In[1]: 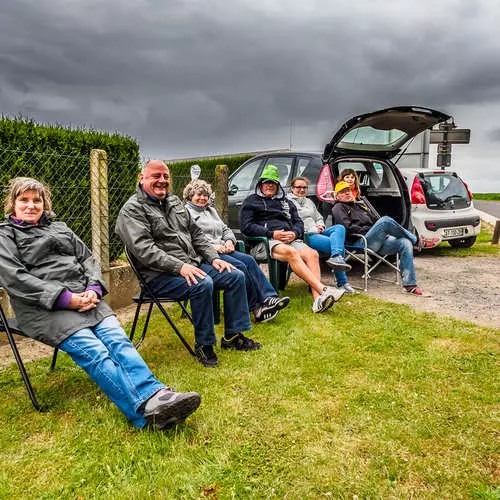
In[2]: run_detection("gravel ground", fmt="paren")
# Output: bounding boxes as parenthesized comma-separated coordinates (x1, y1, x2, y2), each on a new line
(1, 255, 499, 369)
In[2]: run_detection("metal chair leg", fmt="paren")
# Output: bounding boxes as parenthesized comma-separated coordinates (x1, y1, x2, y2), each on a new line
(50, 348, 58, 371)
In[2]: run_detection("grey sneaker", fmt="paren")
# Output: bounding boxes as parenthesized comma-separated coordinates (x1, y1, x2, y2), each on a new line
(144, 388, 201, 429)
(326, 255, 352, 272)
(341, 283, 359, 295)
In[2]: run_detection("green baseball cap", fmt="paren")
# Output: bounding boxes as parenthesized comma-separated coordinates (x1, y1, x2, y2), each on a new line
(260, 164, 280, 183)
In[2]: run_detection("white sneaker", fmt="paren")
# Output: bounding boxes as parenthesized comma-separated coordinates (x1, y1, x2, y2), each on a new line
(312, 293, 335, 313)
(341, 283, 358, 295)
(323, 286, 345, 302)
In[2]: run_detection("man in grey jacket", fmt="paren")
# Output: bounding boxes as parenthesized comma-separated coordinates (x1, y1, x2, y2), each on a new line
(116, 160, 261, 368)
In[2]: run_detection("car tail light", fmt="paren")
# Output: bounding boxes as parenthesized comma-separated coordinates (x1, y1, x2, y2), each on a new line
(316, 164, 335, 202)
(410, 177, 426, 205)
(463, 180, 473, 200)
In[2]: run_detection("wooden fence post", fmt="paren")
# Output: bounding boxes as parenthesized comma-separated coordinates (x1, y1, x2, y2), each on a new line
(90, 149, 110, 299)
(492, 220, 500, 245)
(214, 164, 229, 224)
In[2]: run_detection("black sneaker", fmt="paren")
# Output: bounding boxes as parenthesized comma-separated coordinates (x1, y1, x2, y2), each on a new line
(194, 344, 219, 367)
(143, 388, 201, 429)
(221, 333, 261, 351)
(263, 296, 290, 310)
(254, 303, 279, 323)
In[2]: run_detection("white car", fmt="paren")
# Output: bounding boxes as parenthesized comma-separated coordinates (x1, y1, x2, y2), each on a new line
(400, 168, 480, 248)
(318, 106, 481, 249)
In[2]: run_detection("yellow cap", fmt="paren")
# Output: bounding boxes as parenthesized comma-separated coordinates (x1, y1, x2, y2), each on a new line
(334, 181, 351, 194)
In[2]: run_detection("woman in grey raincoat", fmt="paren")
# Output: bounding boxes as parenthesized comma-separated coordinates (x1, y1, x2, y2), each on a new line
(0, 177, 200, 429)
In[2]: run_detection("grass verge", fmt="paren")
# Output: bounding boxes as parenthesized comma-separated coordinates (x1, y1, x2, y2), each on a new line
(474, 193, 500, 201)
(0, 286, 498, 499)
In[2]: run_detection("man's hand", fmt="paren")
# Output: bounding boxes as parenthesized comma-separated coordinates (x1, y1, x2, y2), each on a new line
(273, 230, 296, 243)
(180, 263, 207, 286)
(212, 258, 235, 273)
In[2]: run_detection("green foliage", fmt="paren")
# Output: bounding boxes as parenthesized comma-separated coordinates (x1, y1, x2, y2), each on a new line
(0, 116, 140, 260)
(474, 193, 500, 201)
(166, 155, 253, 196)
(1, 290, 499, 497)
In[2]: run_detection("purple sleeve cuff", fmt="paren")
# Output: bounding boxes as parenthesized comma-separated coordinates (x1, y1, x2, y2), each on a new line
(56, 290, 72, 309)
(87, 284, 103, 299)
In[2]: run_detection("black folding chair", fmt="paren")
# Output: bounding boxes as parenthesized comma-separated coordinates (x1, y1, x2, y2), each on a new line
(125, 248, 196, 355)
(0, 302, 58, 412)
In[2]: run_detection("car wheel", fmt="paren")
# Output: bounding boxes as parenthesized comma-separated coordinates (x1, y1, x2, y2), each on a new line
(448, 236, 477, 248)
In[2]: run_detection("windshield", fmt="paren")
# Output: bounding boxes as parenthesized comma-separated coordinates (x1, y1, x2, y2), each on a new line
(419, 173, 471, 210)
(337, 126, 408, 151)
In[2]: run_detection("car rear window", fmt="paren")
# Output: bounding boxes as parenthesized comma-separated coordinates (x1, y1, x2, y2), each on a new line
(419, 173, 471, 210)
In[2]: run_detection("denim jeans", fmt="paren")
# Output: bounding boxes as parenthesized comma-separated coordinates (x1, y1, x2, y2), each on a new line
(219, 251, 277, 310)
(358, 216, 417, 286)
(149, 264, 252, 346)
(307, 225, 348, 286)
(60, 315, 164, 429)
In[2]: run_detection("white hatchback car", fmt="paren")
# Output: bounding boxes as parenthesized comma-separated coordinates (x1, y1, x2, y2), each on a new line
(399, 168, 480, 248)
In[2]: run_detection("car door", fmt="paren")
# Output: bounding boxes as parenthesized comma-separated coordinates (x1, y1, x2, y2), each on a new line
(227, 157, 265, 229)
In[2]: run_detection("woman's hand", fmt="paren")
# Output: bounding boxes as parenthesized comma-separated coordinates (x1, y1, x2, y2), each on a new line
(316, 225, 325, 233)
(214, 244, 227, 254)
(68, 291, 99, 312)
(223, 240, 235, 253)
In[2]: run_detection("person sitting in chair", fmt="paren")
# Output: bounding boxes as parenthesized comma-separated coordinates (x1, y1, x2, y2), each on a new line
(116, 160, 261, 369)
(239, 164, 345, 313)
(287, 176, 357, 295)
(0, 177, 201, 430)
(331, 181, 422, 295)
(183, 179, 289, 323)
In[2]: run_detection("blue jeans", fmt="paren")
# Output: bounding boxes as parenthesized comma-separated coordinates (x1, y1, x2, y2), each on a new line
(307, 225, 348, 287)
(149, 264, 252, 346)
(60, 315, 164, 429)
(219, 251, 277, 310)
(358, 216, 417, 287)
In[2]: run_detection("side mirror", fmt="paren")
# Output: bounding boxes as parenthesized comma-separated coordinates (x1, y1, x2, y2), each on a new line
(228, 185, 238, 195)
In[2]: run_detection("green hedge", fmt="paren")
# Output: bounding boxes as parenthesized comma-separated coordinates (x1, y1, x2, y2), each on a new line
(0, 117, 140, 261)
(166, 155, 253, 196)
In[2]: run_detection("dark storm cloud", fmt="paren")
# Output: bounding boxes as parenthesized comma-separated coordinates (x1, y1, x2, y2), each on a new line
(1, 0, 500, 179)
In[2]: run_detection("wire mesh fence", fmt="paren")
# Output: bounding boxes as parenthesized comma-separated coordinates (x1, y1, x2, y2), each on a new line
(0, 148, 139, 263)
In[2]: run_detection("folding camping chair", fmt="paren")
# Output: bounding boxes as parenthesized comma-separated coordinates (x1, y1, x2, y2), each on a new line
(125, 247, 196, 355)
(0, 301, 58, 412)
(344, 234, 400, 292)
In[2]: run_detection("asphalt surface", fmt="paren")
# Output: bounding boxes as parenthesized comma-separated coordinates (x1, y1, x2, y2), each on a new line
(475, 200, 500, 218)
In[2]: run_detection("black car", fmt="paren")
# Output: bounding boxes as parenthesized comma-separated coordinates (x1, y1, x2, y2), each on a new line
(227, 152, 323, 230)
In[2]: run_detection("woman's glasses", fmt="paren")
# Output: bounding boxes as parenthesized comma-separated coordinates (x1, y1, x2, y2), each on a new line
(292, 185, 308, 190)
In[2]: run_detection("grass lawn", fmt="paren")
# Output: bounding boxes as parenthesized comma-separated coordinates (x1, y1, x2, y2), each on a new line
(474, 194, 500, 201)
(0, 286, 498, 499)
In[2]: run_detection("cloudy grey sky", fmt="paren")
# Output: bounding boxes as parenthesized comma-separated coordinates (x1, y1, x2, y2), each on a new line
(1, 0, 500, 191)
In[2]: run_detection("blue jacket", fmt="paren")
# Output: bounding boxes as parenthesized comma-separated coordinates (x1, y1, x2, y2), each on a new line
(239, 182, 304, 239)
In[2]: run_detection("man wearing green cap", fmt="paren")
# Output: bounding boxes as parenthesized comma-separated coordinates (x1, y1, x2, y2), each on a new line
(240, 165, 344, 313)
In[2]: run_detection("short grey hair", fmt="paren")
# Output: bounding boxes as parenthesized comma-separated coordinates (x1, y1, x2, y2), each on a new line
(183, 180, 212, 201)
(3, 177, 52, 215)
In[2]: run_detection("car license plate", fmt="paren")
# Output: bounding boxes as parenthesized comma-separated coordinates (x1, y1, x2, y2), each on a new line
(443, 227, 465, 237)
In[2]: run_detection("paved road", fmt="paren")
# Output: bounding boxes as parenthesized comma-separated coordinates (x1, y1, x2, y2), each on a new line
(475, 200, 500, 218)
